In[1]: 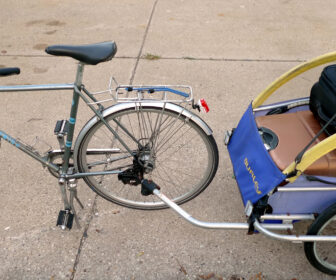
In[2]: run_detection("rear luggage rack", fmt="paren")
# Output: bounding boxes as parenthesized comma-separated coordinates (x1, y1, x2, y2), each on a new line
(115, 84, 192, 104)
(87, 77, 193, 105)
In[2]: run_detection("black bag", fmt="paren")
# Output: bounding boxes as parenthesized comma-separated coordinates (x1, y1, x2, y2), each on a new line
(309, 64, 336, 135)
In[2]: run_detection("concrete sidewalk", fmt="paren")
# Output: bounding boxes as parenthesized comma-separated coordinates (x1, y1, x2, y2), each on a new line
(1, 0, 336, 279)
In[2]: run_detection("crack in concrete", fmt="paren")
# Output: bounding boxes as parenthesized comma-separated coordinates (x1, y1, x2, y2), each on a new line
(151, 57, 306, 63)
(67, 2, 160, 279)
(129, 0, 159, 84)
(0, 53, 306, 63)
(70, 194, 98, 280)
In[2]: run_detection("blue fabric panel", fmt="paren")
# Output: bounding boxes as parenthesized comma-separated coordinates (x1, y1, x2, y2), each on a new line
(228, 104, 286, 205)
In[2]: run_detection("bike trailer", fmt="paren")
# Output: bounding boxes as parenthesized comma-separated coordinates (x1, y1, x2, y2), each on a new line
(146, 52, 336, 276)
(227, 65, 336, 216)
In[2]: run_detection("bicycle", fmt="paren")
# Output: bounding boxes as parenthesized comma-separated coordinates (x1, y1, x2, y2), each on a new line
(0, 41, 219, 229)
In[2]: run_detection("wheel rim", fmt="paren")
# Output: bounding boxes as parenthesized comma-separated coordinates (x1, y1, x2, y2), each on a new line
(77, 107, 216, 209)
(313, 215, 336, 271)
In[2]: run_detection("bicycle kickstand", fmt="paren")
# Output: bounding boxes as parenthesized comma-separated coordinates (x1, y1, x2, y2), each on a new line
(57, 178, 84, 230)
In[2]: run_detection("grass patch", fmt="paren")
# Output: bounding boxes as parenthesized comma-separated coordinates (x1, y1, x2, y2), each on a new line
(142, 53, 161, 60)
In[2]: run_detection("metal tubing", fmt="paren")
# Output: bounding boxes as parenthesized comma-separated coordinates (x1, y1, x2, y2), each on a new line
(65, 170, 122, 179)
(0, 84, 74, 92)
(112, 118, 143, 148)
(50, 148, 121, 155)
(261, 214, 315, 221)
(253, 97, 309, 112)
(254, 220, 336, 242)
(86, 148, 122, 154)
(153, 189, 293, 231)
(82, 86, 100, 104)
(0, 130, 59, 172)
(278, 187, 336, 192)
(62, 63, 84, 173)
(58, 179, 70, 210)
(75, 87, 135, 155)
(15, 144, 59, 172)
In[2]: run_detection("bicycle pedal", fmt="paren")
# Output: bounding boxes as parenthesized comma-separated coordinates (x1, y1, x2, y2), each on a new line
(56, 209, 74, 230)
(54, 120, 69, 135)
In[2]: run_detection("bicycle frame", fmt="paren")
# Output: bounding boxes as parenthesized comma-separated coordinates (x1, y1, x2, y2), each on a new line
(0, 62, 138, 179)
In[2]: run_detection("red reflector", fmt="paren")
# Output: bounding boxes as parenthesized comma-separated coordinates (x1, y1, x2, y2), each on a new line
(198, 98, 209, 113)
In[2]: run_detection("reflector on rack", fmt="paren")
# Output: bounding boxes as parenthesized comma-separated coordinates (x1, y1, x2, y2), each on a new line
(198, 99, 210, 113)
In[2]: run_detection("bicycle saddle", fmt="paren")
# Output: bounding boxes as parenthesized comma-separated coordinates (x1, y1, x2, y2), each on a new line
(45, 41, 117, 65)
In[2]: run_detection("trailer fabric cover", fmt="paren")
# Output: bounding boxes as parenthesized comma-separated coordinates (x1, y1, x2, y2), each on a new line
(228, 104, 286, 205)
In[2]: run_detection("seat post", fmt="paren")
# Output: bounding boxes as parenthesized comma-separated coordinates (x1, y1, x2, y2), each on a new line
(75, 62, 85, 86)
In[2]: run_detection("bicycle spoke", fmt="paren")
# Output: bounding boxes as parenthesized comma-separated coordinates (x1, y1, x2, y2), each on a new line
(155, 160, 196, 179)
(136, 107, 144, 141)
(146, 112, 154, 135)
(151, 106, 166, 150)
(154, 113, 184, 151)
(91, 129, 113, 143)
(156, 126, 193, 159)
(155, 121, 186, 154)
(139, 106, 150, 140)
(153, 167, 176, 198)
(126, 113, 135, 139)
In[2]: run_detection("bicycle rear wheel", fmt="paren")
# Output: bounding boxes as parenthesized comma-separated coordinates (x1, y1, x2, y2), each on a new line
(304, 203, 336, 275)
(76, 104, 218, 210)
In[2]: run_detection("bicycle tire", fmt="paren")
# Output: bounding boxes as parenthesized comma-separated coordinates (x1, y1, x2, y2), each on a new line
(304, 202, 336, 275)
(76, 104, 218, 210)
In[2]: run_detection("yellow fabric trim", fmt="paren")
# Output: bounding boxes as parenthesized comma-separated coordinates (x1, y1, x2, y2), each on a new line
(283, 134, 336, 183)
(252, 52, 336, 109)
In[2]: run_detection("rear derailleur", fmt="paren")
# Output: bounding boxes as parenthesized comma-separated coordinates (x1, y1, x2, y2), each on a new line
(118, 156, 144, 186)
(117, 154, 159, 196)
